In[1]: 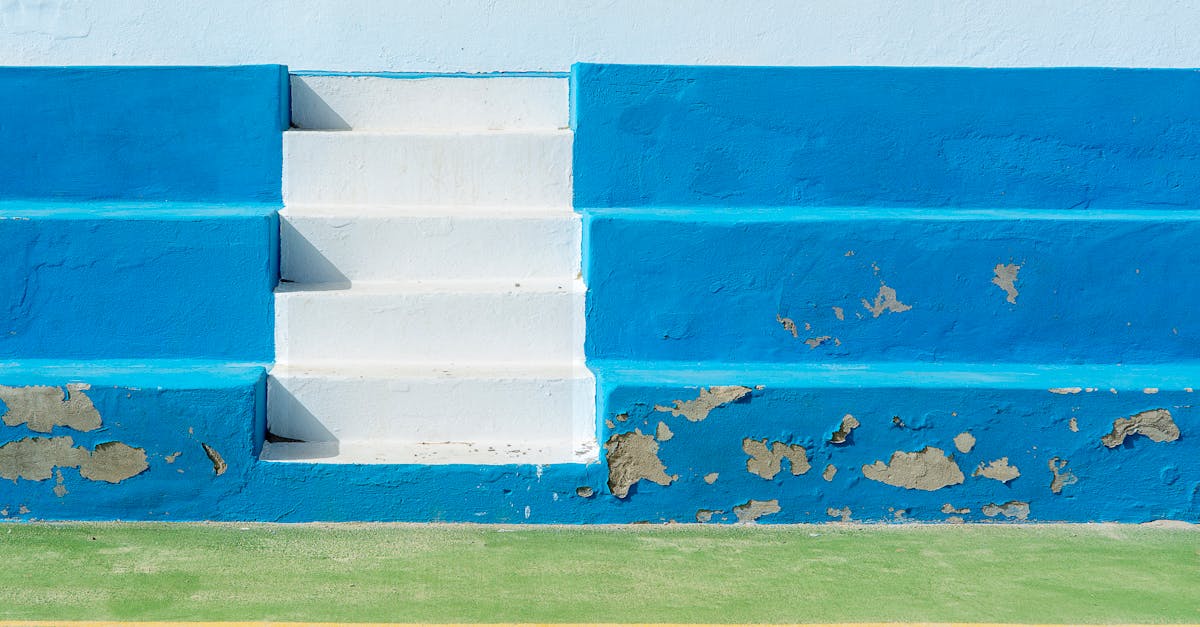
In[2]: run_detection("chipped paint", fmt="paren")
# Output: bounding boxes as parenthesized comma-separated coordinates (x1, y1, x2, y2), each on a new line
(776, 315, 799, 338)
(991, 263, 1020, 304)
(575, 486, 594, 498)
(52, 469, 67, 497)
(804, 335, 832, 348)
(654, 421, 674, 442)
(654, 386, 751, 422)
(703, 472, 718, 484)
(201, 443, 228, 476)
(1048, 457, 1078, 494)
(695, 509, 721, 523)
(861, 284, 911, 318)
(1069, 417, 1079, 432)
(822, 464, 837, 481)
(826, 506, 852, 522)
(832, 306, 845, 321)
(79, 442, 149, 483)
(605, 429, 676, 498)
(0, 436, 147, 485)
(742, 438, 810, 479)
(973, 458, 1020, 484)
(733, 499, 780, 523)
(0, 384, 101, 433)
(1144, 388, 1160, 394)
(941, 503, 969, 515)
(862, 447, 964, 491)
(953, 432, 975, 453)
(164, 451, 181, 464)
(829, 414, 859, 445)
(982, 501, 1030, 520)
(1049, 387, 1083, 395)
(1101, 408, 1180, 448)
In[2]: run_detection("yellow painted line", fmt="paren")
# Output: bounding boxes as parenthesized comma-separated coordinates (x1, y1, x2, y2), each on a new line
(2, 623, 1198, 627)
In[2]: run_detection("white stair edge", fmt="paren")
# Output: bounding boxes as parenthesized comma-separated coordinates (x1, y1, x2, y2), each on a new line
(290, 75, 570, 131)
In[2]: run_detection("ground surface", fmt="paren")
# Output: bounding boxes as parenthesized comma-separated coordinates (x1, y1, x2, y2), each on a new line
(0, 523, 1196, 624)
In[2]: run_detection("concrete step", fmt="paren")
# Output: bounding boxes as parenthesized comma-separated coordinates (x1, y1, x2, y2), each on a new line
(591, 359, 1200, 521)
(281, 205, 581, 283)
(290, 75, 569, 131)
(0, 201, 275, 362)
(585, 207, 1200, 364)
(263, 362, 596, 464)
(274, 279, 585, 364)
(283, 130, 572, 207)
(0, 360, 265, 519)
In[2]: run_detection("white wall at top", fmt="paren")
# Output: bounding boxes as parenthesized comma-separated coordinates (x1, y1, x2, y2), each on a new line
(2, 0, 1199, 71)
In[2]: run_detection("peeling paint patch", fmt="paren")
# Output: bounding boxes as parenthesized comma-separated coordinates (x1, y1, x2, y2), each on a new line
(1048, 457, 1079, 494)
(973, 457, 1020, 484)
(1144, 388, 1160, 394)
(733, 499, 780, 523)
(1101, 409, 1180, 448)
(164, 451, 181, 464)
(829, 414, 859, 444)
(605, 430, 676, 498)
(992, 263, 1020, 304)
(654, 421, 673, 442)
(862, 447, 964, 491)
(703, 472, 719, 484)
(804, 335, 832, 348)
(575, 486, 594, 498)
(654, 386, 751, 422)
(953, 432, 975, 453)
(695, 509, 722, 523)
(201, 443, 227, 476)
(822, 464, 837, 481)
(52, 469, 67, 497)
(0, 436, 147, 484)
(776, 314, 799, 338)
(982, 501, 1030, 520)
(826, 506, 852, 522)
(862, 284, 911, 317)
(0, 383, 101, 433)
(743, 438, 810, 479)
(79, 442, 149, 483)
(941, 503, 969, 515)
(1049, 387, 1083, 395)
(832, 306, 845, 320)
(1069, 417, 1079, 432)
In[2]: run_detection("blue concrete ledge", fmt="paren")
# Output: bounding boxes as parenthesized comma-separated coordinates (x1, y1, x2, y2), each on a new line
(0, 202, 278, 362)
(585, 207, 1200, 364)
(573, 64, 1200, 210)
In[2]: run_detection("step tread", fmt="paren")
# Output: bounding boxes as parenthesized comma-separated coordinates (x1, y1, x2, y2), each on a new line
(270, 361, 591, 379)
(0, 359, 264, 387)
(260, 438, 596, 465)
(282, 204, 577, 218)
(285, 128, 572, 138)
(276, 278, 584, 295)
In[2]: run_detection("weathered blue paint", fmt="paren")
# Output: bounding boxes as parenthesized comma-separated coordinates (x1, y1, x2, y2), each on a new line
(0, 202, 277, 361)
(572, 64, 1200, 210)
(0, 66, 288, 202)
(584, 208, 1200, 364)
(0, 361, 266, 521)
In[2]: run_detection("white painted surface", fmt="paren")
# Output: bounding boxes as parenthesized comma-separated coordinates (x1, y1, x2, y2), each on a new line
(281, 206, 580, 283)
(291, 76, 569, 130)
(5, 1, 1200, 71)
(275, 279, 585, 364)
(264, 363, 596, 464)
(284, 130, 572, 207)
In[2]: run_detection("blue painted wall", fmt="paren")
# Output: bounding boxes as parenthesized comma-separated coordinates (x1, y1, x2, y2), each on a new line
(573, 65, 1200, 210)
(585, 208, 1200, 365)
(0, 204, 277, 361)
(0, 66, 288, 202)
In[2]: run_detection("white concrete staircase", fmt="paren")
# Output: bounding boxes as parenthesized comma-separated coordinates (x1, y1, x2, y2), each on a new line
(264, 75, 595, 465)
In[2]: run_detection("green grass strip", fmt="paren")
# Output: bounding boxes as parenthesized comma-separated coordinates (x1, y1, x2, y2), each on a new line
(0, 523, 1197, 623)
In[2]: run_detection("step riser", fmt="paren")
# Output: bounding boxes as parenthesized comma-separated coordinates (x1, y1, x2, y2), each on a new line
(283, 132, 572, 207)
(291, 76, 570, 131)
(275, 287, 584, 363)
(267, 372, 594, 445)
(594, 363, 1200, 522)
(281, 212, 581, 283)
(586, 211, 1200, 364)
